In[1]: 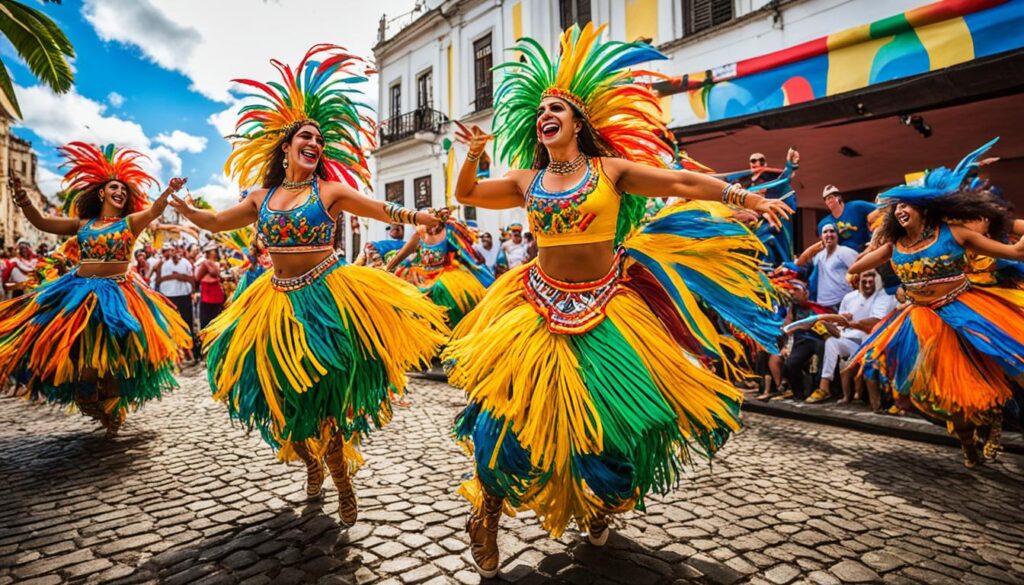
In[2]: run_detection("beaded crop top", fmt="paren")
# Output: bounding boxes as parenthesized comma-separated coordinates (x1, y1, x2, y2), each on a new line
(891, 223, 968, 288)
(526, 157, 620, 247)
(257, 179, 335, 253)
(78, 217, 135, 263)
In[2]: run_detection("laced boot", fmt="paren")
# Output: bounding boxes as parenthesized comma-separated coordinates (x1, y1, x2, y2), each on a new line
(324, 434, 357, 526)
(587, 514, 611, 546)
(292, 442, 325, 499)
(467, 491, 502, 578)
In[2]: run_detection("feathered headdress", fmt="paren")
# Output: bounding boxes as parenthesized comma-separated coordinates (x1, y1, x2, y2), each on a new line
(225, 43, 376, 189)
(876, 137, 999, 204)
(493, 23, 677, 244)
(59, 142, 156, 217)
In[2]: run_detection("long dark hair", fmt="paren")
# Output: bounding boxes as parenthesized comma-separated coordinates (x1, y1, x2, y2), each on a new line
(76, 180, 136, 219)
(261, 121, 330, 188)
(531, 104, 617, 170)
(877, 188, 1014, 243)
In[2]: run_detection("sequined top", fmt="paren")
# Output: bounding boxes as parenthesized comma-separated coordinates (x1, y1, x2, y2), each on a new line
(257, 179, 335, 253)
(891, 223, 968, 288)
(526, 158, 620, 247)
(78, 217, 135, 263)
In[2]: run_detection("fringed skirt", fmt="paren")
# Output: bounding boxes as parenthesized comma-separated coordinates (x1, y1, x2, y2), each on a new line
(202, 254, 449, 463)
(0, 270, 191, 411)
(417, 264, 489, 326)
(444, 203, 781, 536)
(851, 283, 1024, 422)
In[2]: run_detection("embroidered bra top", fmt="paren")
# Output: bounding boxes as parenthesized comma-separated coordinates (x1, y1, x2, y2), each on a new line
(257, 179, 335, 253)
(416, 237, 449, 270)
(526, 157, 620, 247)
(891, 223, 968, 288)
(78, 217, 135, 263)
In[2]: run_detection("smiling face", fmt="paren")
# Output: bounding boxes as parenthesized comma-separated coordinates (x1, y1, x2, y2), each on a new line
(821, 226, 838, 249)
(749, 152, 766, 169)
(823, 193, 843, 216)
(480, 233, 492, 248)
(894, 202, 922, 231)
(283, 124, 324, 174)
(101, 180, 129, 212)
(859, 271, 877, 297)
(536, 97, 581, 149)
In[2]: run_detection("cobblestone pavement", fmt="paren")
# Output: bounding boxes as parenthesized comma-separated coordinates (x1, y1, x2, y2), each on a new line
(2, 367, 1023, 585)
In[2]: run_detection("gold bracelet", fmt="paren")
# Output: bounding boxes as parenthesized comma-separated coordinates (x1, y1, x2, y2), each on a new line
(466, 150, 483, 162)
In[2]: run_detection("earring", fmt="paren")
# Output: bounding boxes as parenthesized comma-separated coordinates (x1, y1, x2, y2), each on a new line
(283, 157, 289, 169)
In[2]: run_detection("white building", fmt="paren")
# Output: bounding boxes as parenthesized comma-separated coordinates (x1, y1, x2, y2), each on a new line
(356, 0, 1024, 255)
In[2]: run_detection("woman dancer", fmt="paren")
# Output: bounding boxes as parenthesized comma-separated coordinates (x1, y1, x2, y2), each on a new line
(386, 218, 493, 326)
(0, 143, 191, 436)
(169, 45, 449, 526)
(443, 24, 790, 577)
(848, 140, 1024, 468)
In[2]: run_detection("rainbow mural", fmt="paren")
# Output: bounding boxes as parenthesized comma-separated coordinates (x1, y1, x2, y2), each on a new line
(678, 0, 1024, 122)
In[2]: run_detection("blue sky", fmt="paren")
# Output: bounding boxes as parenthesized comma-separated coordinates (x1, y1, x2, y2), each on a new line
(9, 0, 415, 208)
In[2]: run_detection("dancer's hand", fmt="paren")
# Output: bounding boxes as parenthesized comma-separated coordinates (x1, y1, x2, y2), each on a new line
(752, 197, 792, 230)
(787, 148, 800, 166)
(169, 191, 200, 218)
(416, 207, 450, 228)
(454, 121, 493, 158)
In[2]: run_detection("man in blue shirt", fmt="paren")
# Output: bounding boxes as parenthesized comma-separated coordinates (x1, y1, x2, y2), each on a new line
(817, 185, 875, 252)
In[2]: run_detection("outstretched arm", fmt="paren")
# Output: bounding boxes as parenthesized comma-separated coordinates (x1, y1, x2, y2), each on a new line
(603, 158, 792, 229)
(453, 124, 528, 209)
(129, 177, 186, 236)
(9, 176, 80, 236)
(386, 230, 421, 272)
(847, 243, 893, 274)
(170, 190, 261, 233)
(321, 182, 446, 228)
(796, 240, 825, 267)
(952, 225, 1024, 261)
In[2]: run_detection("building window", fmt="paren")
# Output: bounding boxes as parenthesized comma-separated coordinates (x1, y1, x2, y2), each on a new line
(414, 176, 432, 209)
(464, 206, 477, 221)
(389, 83, 402, 120)
(473, 35, 493, 112)
(417, 70, 433, 111)
(683, 0, 733, 35)
(559, 0, 592, 30)
(385, 181, 405, 205)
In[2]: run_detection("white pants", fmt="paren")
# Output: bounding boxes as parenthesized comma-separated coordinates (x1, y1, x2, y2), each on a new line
(821, 337, 862, 381)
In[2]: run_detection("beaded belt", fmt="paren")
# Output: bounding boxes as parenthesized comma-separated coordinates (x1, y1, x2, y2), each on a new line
(271, 252, 338, 292)
(522, 258, 621, 335)
(265, 244, 335, 254)
(902, 273, 966, 290)
(75, 270, 129, 283)
(915, 278, 970, 309)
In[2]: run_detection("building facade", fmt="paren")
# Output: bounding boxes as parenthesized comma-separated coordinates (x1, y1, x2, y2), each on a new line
(360, 0, 1024, 256)
(0, 117, 59, 252)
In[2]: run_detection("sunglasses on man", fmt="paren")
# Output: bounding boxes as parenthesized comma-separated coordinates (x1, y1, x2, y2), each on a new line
(749, 157, 766, 165)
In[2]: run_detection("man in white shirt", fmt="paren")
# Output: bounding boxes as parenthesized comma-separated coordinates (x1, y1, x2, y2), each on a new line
(796, 223, 859, 311)
(805, 269, 895, 404)
(502, 224, 529, 269)
(473, 232, 499, 271)
(4, 240, 36, 298)
(155, 244, 196, 359)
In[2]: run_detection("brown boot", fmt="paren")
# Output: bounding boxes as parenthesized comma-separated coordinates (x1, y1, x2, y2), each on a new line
(467, 491, 502, 578)
(105, 407, 124, 438)
(292, 442, 325, 499)
(324, 434, 357, 526)
(982, 416, 1003, 461)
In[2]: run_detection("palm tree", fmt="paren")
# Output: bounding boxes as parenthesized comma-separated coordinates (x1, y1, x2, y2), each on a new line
(0, 0, 75, 118)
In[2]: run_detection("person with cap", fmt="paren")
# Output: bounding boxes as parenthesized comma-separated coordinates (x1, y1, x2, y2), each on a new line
(501, 223, 529, 269)
(818, 185, 876, 252)
(796, 223, 858, 312)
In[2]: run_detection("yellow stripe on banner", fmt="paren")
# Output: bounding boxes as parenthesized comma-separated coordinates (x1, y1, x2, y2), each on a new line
(914, 16, 973, 70)
(446, 146, 456, 208)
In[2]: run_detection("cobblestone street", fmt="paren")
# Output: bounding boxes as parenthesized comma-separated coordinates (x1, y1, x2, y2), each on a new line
(1, 367, 1023, 585)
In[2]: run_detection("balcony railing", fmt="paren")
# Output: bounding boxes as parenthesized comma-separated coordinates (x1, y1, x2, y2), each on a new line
(379, 108, 448, 147)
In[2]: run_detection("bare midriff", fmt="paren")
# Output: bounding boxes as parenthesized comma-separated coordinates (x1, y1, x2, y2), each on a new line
(537, 240, 617, 282)
(270, 249, 336, 279)
(78, 261, 131, 278)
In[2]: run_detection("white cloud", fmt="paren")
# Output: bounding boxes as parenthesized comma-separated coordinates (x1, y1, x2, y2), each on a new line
(81, 0, 416, 104)
(107, 91, 125, 108)
(207, 102, 238, 138)
(193, 174, 240, 211)
(37, 165, 63, 198)
(15, 84, 182, 187)
(155, 129, 208, 153)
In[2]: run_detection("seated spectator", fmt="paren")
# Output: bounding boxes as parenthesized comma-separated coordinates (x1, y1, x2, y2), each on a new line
(805, 270, 896, 404)
(776, 282, 831, 401)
